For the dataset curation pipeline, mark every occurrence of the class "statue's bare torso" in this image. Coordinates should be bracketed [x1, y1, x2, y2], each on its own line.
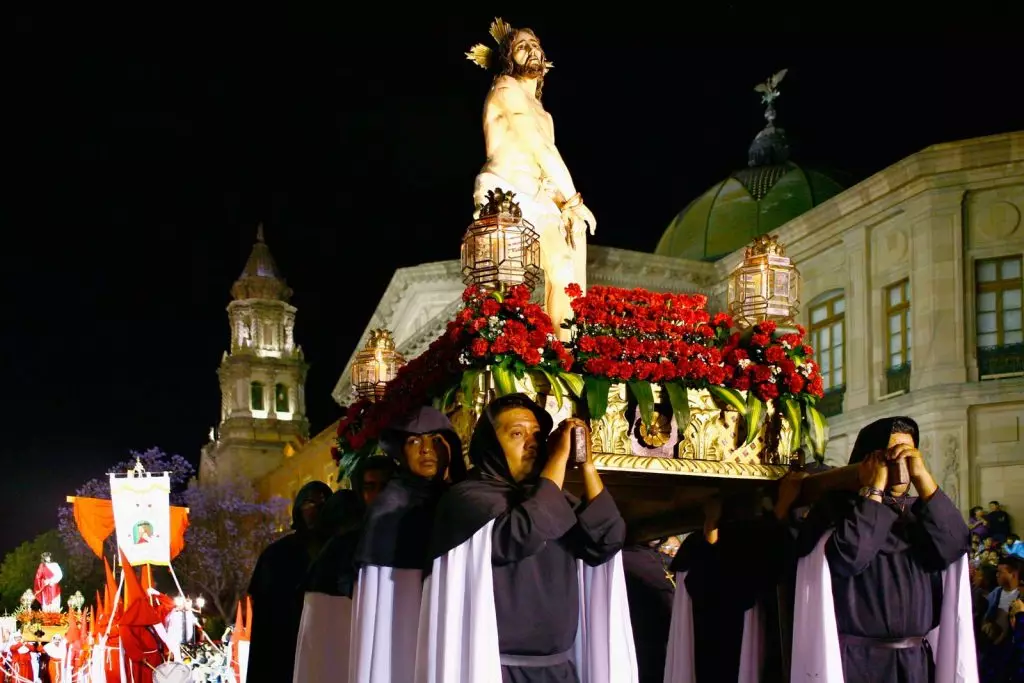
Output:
[479, 75, 556, 202]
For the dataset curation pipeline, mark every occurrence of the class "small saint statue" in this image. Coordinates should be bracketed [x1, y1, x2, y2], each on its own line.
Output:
[33, 552, 63, 613]
[467, 19, 596, 340]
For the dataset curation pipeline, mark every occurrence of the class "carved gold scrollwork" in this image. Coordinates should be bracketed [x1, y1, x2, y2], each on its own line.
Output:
[447, 373, 793, 481]
[590, 384, 632, 455]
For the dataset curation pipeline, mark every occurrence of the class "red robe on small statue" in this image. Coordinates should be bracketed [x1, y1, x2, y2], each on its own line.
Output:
[33, 554, 63, 612]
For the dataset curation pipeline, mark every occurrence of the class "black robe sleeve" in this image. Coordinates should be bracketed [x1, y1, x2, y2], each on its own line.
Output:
[491, 479, 578, 565]
[826, 497, 900, 577]
[566, 489, 627, 566]
[910, 489, 971, 570]
[792, 493, 844, 559]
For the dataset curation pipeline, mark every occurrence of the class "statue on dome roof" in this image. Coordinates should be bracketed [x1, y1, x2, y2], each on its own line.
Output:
[466, 18, 594, 340]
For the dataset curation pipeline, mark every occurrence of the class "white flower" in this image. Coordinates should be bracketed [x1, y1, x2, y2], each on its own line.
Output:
[738, 359, 752, 370]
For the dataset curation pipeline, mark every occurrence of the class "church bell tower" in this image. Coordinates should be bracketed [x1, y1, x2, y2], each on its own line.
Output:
[199, 225, 310, 483]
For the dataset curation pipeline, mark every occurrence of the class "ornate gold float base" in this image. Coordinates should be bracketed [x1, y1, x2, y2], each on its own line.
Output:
[448, 372, 792, 482]
[19, 624, 67, 643]
[445, 371, 794, 540]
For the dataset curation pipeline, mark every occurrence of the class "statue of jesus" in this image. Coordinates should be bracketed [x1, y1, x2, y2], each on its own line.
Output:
[33, 552, 63, 613]
[467, 19, 596, 340]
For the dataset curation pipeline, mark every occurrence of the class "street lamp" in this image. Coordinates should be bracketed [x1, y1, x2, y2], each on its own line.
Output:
[461, 188, 541, 293]
[727, 234, 801, 329]
[352, 329, 406, 402]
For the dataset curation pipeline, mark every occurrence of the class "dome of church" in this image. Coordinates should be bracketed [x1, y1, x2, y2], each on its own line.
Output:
[655, 72, 847, 262]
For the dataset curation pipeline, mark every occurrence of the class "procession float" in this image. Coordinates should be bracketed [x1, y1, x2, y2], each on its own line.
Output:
[1, 459, 251, 682]
[334, 22, 832, 540]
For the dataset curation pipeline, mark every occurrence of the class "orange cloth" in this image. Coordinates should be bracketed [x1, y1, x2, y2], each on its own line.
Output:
[170, 506, 189, 559]
[71, 497, 189, 560]
[72, 496, 116, 559]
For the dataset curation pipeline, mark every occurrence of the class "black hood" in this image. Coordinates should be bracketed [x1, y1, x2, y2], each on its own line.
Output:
[849, 416, 919, 465]
[316, 489, 363, 536]
[379, 405, 466, 483]
[291, 480, 332, 532]
[468, 393, 553, 485]
[429, 393, 564, 559]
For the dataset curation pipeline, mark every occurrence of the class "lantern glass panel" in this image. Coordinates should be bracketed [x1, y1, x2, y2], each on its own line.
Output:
[461, 214, 541, 291]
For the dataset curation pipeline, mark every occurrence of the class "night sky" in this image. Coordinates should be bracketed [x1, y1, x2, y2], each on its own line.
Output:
[5, 7, 1021, 557]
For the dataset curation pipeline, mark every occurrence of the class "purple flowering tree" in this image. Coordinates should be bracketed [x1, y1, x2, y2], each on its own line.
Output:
[175, 479, 289, 623]
[57, 448, 196, 580]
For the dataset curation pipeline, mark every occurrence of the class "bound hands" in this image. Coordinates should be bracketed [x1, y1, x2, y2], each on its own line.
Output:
[560, 193, 596, 248]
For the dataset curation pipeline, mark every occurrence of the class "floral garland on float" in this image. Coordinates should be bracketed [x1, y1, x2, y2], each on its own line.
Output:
[334, 191, 826, 478]
[334, 283, 828, 477]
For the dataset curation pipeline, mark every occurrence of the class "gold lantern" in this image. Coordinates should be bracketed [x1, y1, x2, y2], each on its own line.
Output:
[727, 234, 800, 329]
[352, 329, 406, 401]
[461, 188, 541, 292]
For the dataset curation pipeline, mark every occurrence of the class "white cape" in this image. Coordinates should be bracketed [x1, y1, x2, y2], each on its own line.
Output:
[663, 570, 765, 683]
[414, 519, 638, 683]
[292, 592, 353, 683]
[238, 640, 250, 683]
[349, 565, 424, 683]
[791, 531, 978, 683]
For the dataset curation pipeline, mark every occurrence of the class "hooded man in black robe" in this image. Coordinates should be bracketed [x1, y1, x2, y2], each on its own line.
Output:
[351, 455, 398, 509]
[664, 478, 804, 683]
[246, 480, 332, 683]
[790, 416, 975, 683]
[349, 405, 464, 683]
[293, 488, 365, 682]
[419, 393, 635, 683]
[621, 540, 675, 683]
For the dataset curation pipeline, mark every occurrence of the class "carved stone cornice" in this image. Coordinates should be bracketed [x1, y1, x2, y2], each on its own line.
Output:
[330, 247, 722, 406]
[331, 260, 465, 405]
[588, 246, 716, 291]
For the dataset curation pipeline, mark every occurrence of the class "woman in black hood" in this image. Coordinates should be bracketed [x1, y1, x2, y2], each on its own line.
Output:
[349, 405, 464, 683]
[246, 480, 332, 683]
[354, 405, 465, 570]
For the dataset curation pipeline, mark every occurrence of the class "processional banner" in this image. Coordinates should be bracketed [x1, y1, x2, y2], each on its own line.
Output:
[109, 472, 171, 566]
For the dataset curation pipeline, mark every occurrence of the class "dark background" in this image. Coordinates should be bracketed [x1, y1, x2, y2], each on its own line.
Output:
[4, 6, 1021, 557]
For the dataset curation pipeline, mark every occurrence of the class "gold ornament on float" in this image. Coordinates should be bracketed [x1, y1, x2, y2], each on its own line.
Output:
[727, 234, 801, 329]
[351, 329, 405, 402]
[461, 188, 542, 293]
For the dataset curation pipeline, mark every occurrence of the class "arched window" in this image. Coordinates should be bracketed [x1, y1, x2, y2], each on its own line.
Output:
[808, 289, 845, 416]
[275, 383, 289, 413]
[250, 381, 265, 411]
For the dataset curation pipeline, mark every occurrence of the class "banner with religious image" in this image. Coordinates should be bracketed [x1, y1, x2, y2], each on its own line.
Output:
[109, 471, 171, 566]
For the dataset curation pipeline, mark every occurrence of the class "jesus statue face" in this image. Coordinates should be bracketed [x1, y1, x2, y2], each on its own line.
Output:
[510, 30, 545, 79]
